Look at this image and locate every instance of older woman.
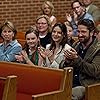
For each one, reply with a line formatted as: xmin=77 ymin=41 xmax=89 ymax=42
xmin=0 ymin=20 xmax=22 ymax=62
xmin=36 ymin=15 xmax=52 ymax=48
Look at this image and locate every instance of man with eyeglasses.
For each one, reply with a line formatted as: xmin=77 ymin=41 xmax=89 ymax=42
xmin=62 ymin=19 xmax=100 ymax=100
xmin=66 ymin=0 xmax=94 ymax=36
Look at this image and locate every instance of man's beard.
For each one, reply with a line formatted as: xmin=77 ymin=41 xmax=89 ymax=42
xmin=80 ymin=36 xmax=90 ymax=45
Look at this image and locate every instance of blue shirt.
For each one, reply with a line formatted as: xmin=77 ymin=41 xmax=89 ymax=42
xmin=71 ymin=12 xmax=94 ymax=36
xmin=0 ymin=40 xmax=22 ymax=62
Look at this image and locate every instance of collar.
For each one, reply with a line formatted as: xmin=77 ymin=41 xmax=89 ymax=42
xmin=1 ymin=40 xmax=18 ymax=47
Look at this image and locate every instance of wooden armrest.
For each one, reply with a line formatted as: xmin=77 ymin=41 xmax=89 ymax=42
xmin=2 ymin=75 xmax=17 ymax=100
xmin=0 ymin=77 xmax=6 ymax=80
xmin=32 ymin=90 xmax=66 ymax=100
xmin=32 ymin=67 xmax=73 ymax=100
xmin=85 ymin=83 xmax=100 ymax=100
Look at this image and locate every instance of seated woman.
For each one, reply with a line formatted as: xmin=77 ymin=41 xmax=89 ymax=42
xmin=36 ymin=15 xmax=52 ymax=48
xmin=0 ymin=20 xmax=22 ymax=62
xmin=39 ymin=22 xmax=72 ymax=69
xmin=41 ymin=0 xmax=57 ymax=27
xmin=15 ymin=26 xmax=43 ymax=66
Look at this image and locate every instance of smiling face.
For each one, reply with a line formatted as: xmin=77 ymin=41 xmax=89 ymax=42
xmin=52 ymin=26 xmax=63 ymax=43
xmin=1 ymin=26 xmax=14 ymax=42
xmin=66 ymin=24 xmax=73 ymax=39
xmin=26 ymin=32 xmax=39 ymax=49
xmin=78 ymin=25 xmax=91 ymax=43
xmin=72 ymin=2 xmax=83 ymax=16
xmin=36 ymin=17 xmax=48 ymax=34
xmin=43 ymin=4 xmax=51 ymax=16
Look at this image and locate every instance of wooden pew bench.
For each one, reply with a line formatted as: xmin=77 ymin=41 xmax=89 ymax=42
xmin=85 ymin=83 xmax=100 ymax=100
xmin=0 ymin=75 xmax=17 ymax=100
xmin=0 ymin=61 xmax=73 ymax=100
xmin=16 ymin=32 xmax=25 ymax=40
xmin=17 ymin=39 xmax=26 ymax=47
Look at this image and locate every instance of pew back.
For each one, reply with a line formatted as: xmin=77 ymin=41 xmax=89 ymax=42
xmin=0 ymin=75 xmax=17 ymax=100
xmin=85 ymin=83 xmax=100 ymax=100
xmin=0 ymin=61 xmax=73 ymax=100
xmin=16 ymin=32 xmax=25 ymax=40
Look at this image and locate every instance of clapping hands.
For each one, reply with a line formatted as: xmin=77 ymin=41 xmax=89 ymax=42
xmin=38 ymin=46 xmax=53 ymax=59
xmin=63 ymin=47 xmax=78 ymax=60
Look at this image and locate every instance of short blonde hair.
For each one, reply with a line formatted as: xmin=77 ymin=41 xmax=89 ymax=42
xmin=41 ymin=1 xmax=54 ymax=15
xmin=36 ymin=15 xmax=52 ymax=33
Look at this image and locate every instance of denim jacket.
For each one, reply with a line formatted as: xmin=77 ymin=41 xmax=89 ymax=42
xmin=0 ymin=40 xmax=22 ymax=62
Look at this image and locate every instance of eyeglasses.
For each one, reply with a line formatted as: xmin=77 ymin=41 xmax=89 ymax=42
xmin=37 ymin=22 xmax=47 ymax=25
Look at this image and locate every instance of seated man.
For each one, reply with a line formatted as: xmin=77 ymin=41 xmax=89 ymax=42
xmin=66 ymin=0 xmax=94 ymax=36
xmin=62 ymin=19 xmax=100 ymax=100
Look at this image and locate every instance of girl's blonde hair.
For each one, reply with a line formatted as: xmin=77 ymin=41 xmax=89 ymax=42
xmin=41 ymin=1 xmax=54 ymax=15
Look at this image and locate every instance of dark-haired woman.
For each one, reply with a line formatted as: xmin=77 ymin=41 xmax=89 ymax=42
xmin=39 ymin=22 xmax=72 ymax=69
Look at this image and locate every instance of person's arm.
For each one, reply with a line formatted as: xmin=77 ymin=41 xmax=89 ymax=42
xmin=21 ymin=50 xmax=34 ymax=65
xmin=65 ymin=13 xmax=78 ymax=36
xmin=71 ymin=51 xmax=100 ymax=78
xmin=51 ymin=17 xmax=57 ymax=27
xmin=0 ymin=45 xmax=22 ymax=62
xmin=64 ymin=48 xmax=100 ymax=78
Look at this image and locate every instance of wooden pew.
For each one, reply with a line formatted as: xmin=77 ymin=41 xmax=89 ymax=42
xmin=0 ymin=75 xmax=17 ymax=100
xmin=0 ymin=61 xmax=73 ymax=100
xmin=17 ymin=39 xmax=26 ymax=47
xmin=85 ymin=83 xmax=100 ymax=100
xmin=16 ymin=32 xmax=25 ymax=40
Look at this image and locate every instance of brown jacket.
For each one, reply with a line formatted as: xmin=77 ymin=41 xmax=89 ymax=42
xmin=71 ymin=38 xmax=100 ymax=86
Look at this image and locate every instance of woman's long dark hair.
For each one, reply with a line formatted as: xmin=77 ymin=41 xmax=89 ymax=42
xmin=50 ymin=22 xmax=68 ymax=50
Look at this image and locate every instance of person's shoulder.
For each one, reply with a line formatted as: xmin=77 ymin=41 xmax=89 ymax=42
xmin=84 ymin=12 xmax=94 ymax=21
xmin=0 ymin=43 xmax=3 ymax=46
xmin=50 ymin=15 xmax=56 ymax=22
xmin=89 ymin=4 xmax=99 ymax=10
xmin=50 ymin=15 xmax=56 ymax=19
xmin=92 ymin=38 xmax=100 ymax=50
xmin=12 ymin=40 xmax=22 ymax=47
xmin=85 ymin=12 xmax=92 ymax=17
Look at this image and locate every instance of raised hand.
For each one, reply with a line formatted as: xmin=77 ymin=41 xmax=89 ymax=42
xmin=66 ymin=13 xmax=72 ymax=22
